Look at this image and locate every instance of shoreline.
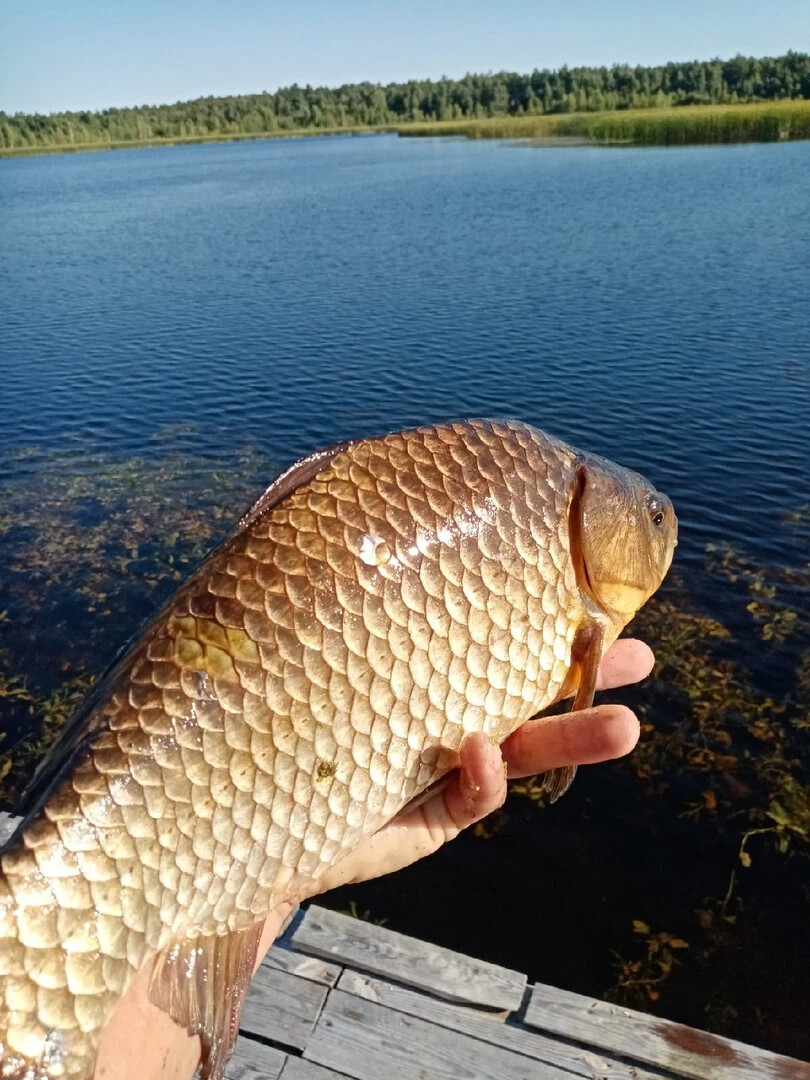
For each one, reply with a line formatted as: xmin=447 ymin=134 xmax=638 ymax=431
xmin=2 ymin=101 xmax=810 ymax=159
xmin=0 ymin=124 xmax=392 ymax=158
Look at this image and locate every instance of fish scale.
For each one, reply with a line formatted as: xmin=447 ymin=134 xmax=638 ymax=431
xmin=0 ymin=419 xmax=606 ymax=1077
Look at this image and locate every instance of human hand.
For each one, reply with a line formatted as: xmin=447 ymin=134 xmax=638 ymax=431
xmin=94 ymin=637 xmax=652 ymax=1080
xmin=314 ymin=637 xmax=652 ymax=891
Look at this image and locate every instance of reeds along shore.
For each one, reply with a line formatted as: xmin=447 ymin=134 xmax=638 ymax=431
xmin=0 ymin=125 xmax=391 ymax=158
xmin=397 ymin=100 xmax=810 ymax=145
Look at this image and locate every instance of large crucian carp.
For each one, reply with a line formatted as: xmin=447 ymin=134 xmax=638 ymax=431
xmin=0 ymin=419 xmax=677 ymax=1079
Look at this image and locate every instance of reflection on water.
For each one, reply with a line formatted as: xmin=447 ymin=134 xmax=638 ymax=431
xmin=1 ymin=134 xmax=808 ymax=1057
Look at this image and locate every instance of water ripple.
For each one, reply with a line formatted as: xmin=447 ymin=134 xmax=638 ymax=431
xmin=1 ymin=135 xmax=809 ymax=573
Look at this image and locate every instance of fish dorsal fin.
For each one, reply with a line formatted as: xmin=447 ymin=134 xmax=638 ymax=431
xmin=5 ymin=441 xmax=349 ymax=846
xmin=149 ymin=921 xmax=265 ymax=1080
xmin=236 ymin=440 xmax=349 ymax=533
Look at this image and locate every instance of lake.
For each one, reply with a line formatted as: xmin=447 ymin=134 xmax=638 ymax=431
xmin=1 ymin=133 xmax=808 ymax=1057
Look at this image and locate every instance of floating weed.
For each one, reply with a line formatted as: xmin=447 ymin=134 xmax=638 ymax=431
xmin=0 ymin=667 xmax=96 ymax=804
xmin=473 ymin=807 xmax=507 ymax=840
xmin=607 ymin=921 xmax=690 ymax=1004
xmin=746 ymin=604 xmax=798 ymax=642
xmin=797 ymin=650 xmax=810 ymax=696
xmin=680 ymin=788 xmax=719 ymax=822
xmin=0 ymin=441 xmax=280 ymax=801
xmin=629 ymin=598 xmax=808 ymax=861
xmin=509 ymin=776 xmax=548 ymax=805
xmin=340 ymin=900 xmax=388 ymax=926
xmin=706 ymin=541 xmax=807 ymax=641
xmin=0 ymin=672 xmax=35 ymax=705
xmin=764 ymin=774 xmax=810 ymax=851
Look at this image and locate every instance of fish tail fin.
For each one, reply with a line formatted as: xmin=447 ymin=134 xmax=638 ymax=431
xmin=149 ymin=920 xmax=265 ymax=1080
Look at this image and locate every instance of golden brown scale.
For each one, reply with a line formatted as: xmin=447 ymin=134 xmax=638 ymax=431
xmin=0 ymin=419 xmax=675 ymax=1080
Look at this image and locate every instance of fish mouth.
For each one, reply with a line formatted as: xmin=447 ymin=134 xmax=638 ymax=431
xmin=591 ymin=581 xmax=650 ymax=616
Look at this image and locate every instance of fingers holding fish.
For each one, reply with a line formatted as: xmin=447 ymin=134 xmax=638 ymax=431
xmin=313 ymin=695 xmax=641 ymax=895
xmin=312 ymin=733 xmax=505 ymax=890
xmin=440 ymin=732 xmax=508 ymax=836
xmin=502 ymin=638 xmax=649 ymax=778
xmin=595 ymin=638 xmax=655 ymax=690
xmin=501 ymin=704 xmax=640 ymax=780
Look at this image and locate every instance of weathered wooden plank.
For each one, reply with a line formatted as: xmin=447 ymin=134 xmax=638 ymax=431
xmin=525 ymin=982 xmax=810 ymax=1080
xmin=280 ymin=1057 xmax=354 ymax=1080
xmin=338 ymin=969 xmax=666 ymax=1080
xmin=240 ymin=965 xmax=328 ymax=1051
xmin=305 ymin=989 xmax=573 ymax=1080
xmin=0 ymin=811 xmax=19 ymax=845
xmin=263 ymin=944 xmax=342 ymax=987
xmin=226 ymin=1039 xmax=287 ymax=1080
xmin=292 ymin=905 xmax=526 ymax=1011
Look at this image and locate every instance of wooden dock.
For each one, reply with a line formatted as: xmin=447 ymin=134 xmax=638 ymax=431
xmin=0 ymin=814 xmax=807 ymax=1079
xmin=233 ymin=904 xmax=808 ymax=1080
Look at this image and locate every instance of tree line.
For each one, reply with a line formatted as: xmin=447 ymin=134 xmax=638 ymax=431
xmin=3 ymin=52 xmax=809 ymax=150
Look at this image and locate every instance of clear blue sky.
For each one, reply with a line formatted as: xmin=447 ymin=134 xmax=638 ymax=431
xmin=3 ymin=0 xmax=808 ymax=115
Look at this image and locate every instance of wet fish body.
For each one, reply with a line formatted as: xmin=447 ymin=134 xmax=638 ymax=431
xmin=0 ymin=419 xmax=676 ymax=1078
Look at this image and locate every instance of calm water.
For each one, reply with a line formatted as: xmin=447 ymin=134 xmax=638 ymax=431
xmin=2 ymin=135 xmax=808 ymax=568
xmin=1 ymin=135 xmax=809 ymax=1056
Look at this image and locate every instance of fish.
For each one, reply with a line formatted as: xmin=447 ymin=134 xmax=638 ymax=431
xmin=0 ymin=419 xmax=677 ymax=1079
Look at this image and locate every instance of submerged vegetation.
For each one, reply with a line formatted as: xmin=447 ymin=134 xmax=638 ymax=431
xmin=0 ymin=437 xmax=278 ymax=802
xmin=0 ymin=442 xmax=808 ymax=1057
xmin=3 ymin=51 xmax=810 ymax=155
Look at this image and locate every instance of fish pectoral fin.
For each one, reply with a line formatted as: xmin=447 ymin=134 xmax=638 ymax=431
xmin=570 ymin=619 xmax=606 ymax=713
xmin=542 ymin=619 xmax=606 ymax=804
xmin=148 ymin=920 xmax=265 ymax=1080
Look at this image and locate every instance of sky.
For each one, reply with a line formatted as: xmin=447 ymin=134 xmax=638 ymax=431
xmin=3 ymin=0 xmax=809 ymax=115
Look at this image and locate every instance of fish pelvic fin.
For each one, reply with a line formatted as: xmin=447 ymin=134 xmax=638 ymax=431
xmin=148 ymin=920 xmax=265 ymax=1080
xmin=542 ymin=765 xmax=577 ymax=803
xmin=542 ymin=618 xmax=607 ymax=804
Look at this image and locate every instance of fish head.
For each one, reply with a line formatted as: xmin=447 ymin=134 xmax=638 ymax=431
xmin=570 ymin=453 xmax=677 ymax=626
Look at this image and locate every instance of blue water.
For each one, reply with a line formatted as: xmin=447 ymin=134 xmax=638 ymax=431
xmin=2 ymin=135 xmax=809 ymax=575
xmin=2 ymin=134 xmax=810 ymax=1056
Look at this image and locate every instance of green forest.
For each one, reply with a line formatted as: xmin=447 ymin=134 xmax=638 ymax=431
xmin=2 ymin=51 xmax=809 ymax=151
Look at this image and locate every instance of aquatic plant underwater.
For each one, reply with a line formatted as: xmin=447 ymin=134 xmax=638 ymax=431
xmin=0 ymin=436 xmax=807 ymax=1057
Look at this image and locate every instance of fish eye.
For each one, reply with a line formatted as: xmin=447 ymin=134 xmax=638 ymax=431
xmin=646 ymin=494 xmax=665 ymax=527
